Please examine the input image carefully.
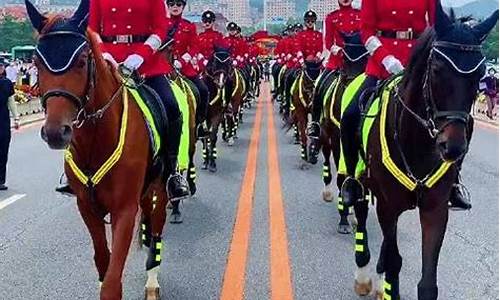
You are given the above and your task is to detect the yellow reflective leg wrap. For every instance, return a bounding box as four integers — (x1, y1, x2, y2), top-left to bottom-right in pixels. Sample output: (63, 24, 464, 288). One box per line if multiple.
(337, 196, 344, 211)
(354, 231, 365, 252)
(383, 280, 392, 300)
(146, 236, 163, 271)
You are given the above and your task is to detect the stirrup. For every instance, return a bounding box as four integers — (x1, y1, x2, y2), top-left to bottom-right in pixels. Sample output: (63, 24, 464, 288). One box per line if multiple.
(340, 176, 364, 207)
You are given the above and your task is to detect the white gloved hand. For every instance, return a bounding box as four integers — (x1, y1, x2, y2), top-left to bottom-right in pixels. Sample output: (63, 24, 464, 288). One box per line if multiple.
(232, 60, 238, 66)
(299, 58, 304, 64)
(174, 60, 182, 69)
(123, 54, 144, 71)
(330, 45, 342, 55)
(286, 54, 292, 60)
(181, 53, 192, 63)
(297, 51, 303, 58)
(277, 59, 282, 64)
(382, 55, 404, 75)
(102, 52, 118, 68)
(191, 56, 198, 66)
(203, 59, 208, 66)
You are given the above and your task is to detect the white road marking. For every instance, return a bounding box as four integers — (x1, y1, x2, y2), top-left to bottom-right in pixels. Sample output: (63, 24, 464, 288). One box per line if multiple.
(0, 194, 27, 210)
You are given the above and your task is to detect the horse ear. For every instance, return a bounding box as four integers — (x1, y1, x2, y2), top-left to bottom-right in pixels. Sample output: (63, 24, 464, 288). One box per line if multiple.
(434, 0, 452, 37)
(472, 10, 499, 42)
(69, 0, 90, 31)
(25, 0, 47, 33)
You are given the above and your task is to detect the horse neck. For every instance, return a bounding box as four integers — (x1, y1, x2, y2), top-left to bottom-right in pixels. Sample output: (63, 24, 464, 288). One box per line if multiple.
(394, 70, 438, 170)
(72, 58, 123, 165)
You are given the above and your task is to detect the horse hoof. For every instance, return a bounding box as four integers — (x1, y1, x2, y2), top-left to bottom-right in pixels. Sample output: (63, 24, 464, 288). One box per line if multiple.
(189, 183, 197, 196)
(322, 189, 334, 202)
(201, 163, 208, 170)
(169, 212, 183, 224)
(228, 138, 234, 147)
(144, 287, 161, 300)
(209, 165, 217, 173)
(354, 278, 372, 296)
(375, 290, 384, 300)
(166, 201, 173, 209)
(337, 223, 352, 235)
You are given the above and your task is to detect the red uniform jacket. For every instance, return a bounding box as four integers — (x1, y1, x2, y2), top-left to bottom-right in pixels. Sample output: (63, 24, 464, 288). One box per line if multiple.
(167, 15, 200, 78)
(274, 37, 287, 63)
(361, 0, 435, 78)
(224, 35, 246, 66)
(324, 5, 361, 70)
(285, 35, 300, 68)
(89, 0, 172, 76)
(198, 28, 224, 60)
(296, 28, 323, 60)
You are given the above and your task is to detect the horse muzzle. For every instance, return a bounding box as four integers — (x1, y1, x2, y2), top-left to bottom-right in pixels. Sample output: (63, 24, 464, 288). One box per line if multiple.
(437, 135, 468, 163)
(41, 123, 73, 150)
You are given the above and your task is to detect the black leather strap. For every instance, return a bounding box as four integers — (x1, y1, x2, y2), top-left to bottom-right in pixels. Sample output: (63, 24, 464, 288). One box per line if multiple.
(101, 34, 149, 43)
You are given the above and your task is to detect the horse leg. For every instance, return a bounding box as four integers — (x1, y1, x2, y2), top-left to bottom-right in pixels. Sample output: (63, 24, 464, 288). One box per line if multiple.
(78, 202, 110, 288)
(321, 144, 334, 202)
(100, 204, 138, 300)
(227, 114, 235, 147)
(187, 153, 197, 196)
(145, 186, 168, 300)
(202, 138, 209, 170)
(373, 205, 402, 300)
(298, 114, 308, 163)
(417, 200, 448, 300)
(209, 126, 218, 173)
(353, 198, 372, 296)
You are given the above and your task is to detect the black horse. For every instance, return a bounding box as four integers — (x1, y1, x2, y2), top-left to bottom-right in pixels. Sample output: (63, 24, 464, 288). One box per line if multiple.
(350, 7, 498, 300)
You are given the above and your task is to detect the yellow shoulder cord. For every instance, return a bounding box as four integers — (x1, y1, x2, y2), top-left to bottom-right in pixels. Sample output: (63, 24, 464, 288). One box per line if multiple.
(65, 90, 129, 187)
(379, 79, 452, 191)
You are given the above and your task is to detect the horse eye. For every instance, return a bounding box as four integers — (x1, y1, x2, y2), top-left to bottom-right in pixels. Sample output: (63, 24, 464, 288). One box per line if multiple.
(76, 58, 86, 69)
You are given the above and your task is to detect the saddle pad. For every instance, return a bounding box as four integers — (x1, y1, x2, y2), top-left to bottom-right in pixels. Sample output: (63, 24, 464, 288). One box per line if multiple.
(127, 84, 165, 158)
(169, 80, 191, 172)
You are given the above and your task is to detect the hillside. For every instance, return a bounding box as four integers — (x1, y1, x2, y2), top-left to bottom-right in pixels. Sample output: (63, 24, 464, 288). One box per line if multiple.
(451, 0, 498, 19)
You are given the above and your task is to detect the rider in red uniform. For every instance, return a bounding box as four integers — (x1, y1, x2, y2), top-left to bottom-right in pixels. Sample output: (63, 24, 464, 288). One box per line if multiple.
(340, 0, 469, 211)
(83, 0, 189, 200)
(224, 22, 246, 67)
(282, 23, 302, 120)
(198, 10, 224, 70)
(166, 0, 210, 138)
(309, 0, 361, 138)
(295, 10, 323, 61)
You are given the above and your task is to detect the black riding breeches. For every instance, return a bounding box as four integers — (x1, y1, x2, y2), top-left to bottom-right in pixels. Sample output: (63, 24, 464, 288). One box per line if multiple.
(145, 75, 181, 122)
(340, 75, 378, 176)
(187, 76, 209, 124)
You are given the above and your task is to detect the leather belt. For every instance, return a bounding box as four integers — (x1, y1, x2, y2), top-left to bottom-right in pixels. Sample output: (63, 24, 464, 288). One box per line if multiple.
(101, 34, 149, 44)
(377, 30, 420, 40)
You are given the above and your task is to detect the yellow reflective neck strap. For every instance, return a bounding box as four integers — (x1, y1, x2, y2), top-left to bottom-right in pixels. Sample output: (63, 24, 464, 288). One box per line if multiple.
(298, 72, 308, 108)
(65, 90, 129, 187)
(379, 77, 452, 191)
(328, 77, 341, 128)
(231, 69, 241, 98)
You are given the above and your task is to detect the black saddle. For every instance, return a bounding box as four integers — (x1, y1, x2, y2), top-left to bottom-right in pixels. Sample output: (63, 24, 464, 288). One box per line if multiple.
(136, 83, 169, 145)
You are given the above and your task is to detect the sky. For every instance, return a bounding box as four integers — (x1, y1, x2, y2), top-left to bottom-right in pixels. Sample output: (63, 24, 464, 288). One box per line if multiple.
(442, 0, 481, 6)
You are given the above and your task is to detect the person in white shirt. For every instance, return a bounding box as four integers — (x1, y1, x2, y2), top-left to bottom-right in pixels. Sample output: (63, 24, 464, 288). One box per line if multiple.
(5, 62, 18, 84)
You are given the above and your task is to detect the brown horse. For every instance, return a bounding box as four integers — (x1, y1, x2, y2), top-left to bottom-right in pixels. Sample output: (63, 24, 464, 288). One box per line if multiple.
(289, 59, 322, 164)
(223, 67, 246, 146)
(202, 48, 232, 172)
(27, 1, 170, 299)
(313, 33, 368, 234)
(350, 8, 498, 300)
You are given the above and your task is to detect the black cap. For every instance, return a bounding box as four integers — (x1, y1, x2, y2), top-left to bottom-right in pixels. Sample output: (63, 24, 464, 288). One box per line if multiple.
(236, 26, 242, 33)
(294, 23, 303, 30)
(227, 22, 238, 31)
(286, 24, 294, 31)
(202, 10, 216, 22)
(304, 10, 317, 21)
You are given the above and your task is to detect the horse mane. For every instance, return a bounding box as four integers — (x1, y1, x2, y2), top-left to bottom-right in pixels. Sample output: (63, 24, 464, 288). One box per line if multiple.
(40, 14, 66, 34)
(402, 9, 474, 89)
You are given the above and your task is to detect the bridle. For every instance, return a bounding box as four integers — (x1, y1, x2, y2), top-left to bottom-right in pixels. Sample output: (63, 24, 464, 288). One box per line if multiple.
(38, 31, 95, 111)
(37, 30, 127, 127)
(395, 40, 483, 139)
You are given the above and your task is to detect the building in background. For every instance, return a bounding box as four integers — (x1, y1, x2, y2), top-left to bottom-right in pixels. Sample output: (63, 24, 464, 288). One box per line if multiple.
(308, 0, 338, 22)
(265, 0, 295, 24)
(185, 0, 252, 27)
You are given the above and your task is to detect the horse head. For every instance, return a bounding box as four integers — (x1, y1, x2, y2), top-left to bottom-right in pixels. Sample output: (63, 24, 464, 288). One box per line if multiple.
(207, 47, 232, 89)
(429, 5, 498, 162)
(26, 0, 91, 149)
(403, 4, 498, 163)
(341, 32, 368, 78)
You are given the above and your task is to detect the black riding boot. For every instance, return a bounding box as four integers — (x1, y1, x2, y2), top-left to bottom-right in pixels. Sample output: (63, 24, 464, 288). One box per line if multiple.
(449, 168, 472, 210)
(165, 117, 190, 201)
(55, 174, 74, 196)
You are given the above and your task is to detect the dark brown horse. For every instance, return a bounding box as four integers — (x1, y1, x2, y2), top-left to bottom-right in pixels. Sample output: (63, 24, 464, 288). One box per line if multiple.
(27, 1, 170, 299)
(350, 8, 498, 300)
(202, 48, 233, 172)
(289, 59, 322, 164)
(313, 33, 368, 234)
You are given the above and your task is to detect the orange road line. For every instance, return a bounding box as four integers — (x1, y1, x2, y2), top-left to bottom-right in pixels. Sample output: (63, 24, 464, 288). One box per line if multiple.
(220, 96, 264, 300)
(266, 86, 294, 300)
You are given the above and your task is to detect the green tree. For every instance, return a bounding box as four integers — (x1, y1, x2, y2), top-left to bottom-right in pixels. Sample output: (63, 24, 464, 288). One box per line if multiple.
(483, 23, 499, 62)
(0, 16, 36, 52)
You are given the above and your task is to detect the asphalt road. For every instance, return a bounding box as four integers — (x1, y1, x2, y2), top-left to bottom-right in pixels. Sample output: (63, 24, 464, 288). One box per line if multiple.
(0, 84, 497, 300)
